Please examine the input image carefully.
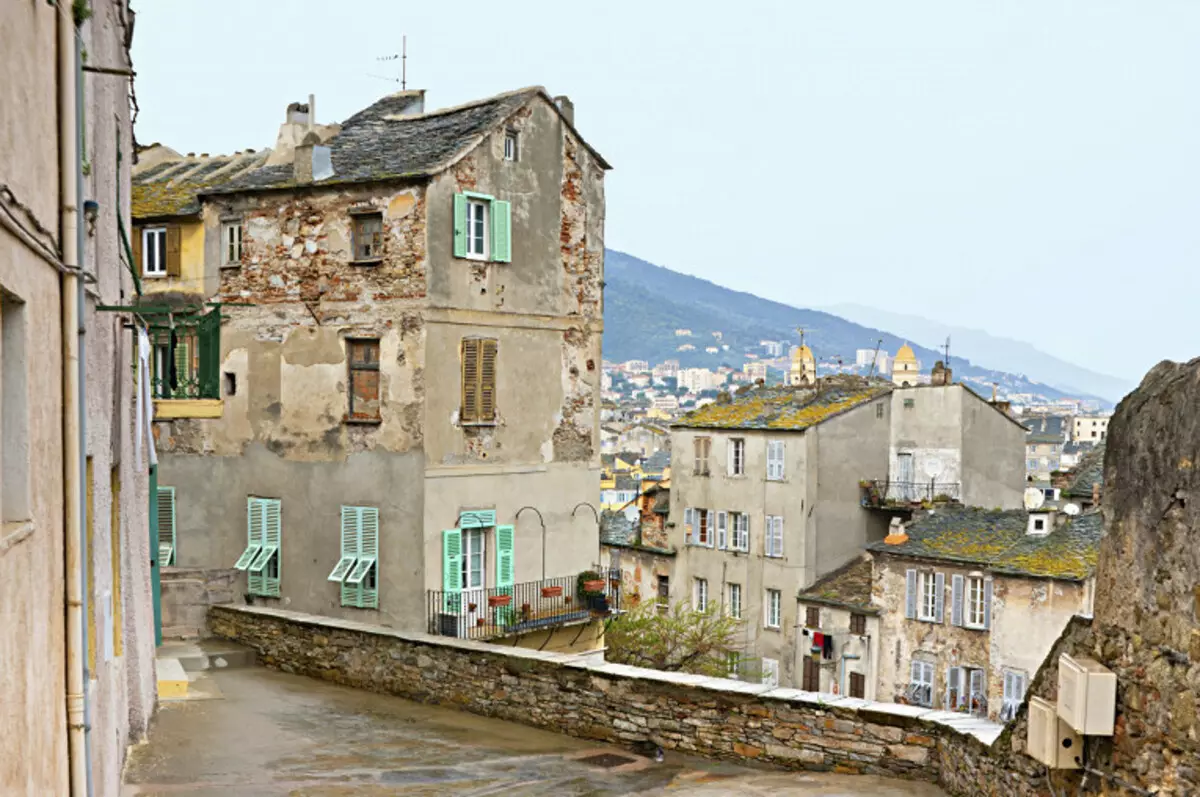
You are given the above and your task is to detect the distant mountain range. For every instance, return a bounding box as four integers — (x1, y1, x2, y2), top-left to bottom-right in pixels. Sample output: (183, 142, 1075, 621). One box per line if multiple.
(602, 249, 1115, 407)
(824, 303, 1133, 403)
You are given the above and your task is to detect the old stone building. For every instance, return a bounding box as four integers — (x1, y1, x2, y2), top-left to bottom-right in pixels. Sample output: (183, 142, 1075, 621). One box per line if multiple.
(868, 507, 1100, 723)
(1, 2, 156, 794)
(135, 87, 610, 648)
(669, 377, 1025, 689)
(599, 480, 675, 609)
(796, 556, 880, 698)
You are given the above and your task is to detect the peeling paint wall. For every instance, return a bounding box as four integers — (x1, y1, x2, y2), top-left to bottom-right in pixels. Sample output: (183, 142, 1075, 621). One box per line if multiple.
(600, 546, 675, 609)
(798, 604, 881, 700)
(872, 553, 1090, 721)
(157, 93, 606, 630)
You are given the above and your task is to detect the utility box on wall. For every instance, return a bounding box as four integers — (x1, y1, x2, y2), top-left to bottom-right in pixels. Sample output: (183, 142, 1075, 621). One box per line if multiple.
(1027, 696, 1082, 769)
(1058, 654, 1117, 735)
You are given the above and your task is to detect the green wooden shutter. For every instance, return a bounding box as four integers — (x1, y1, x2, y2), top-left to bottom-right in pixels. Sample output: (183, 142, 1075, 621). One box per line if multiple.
(490, 200, 511, 263)
(172, 339, 190, 398)
(452, 194, 467, 258)
(197, 308, 221, 399)
(495, 525, 515, 589)
(358, 508, 379, 609)
(329, 506, 358, 584)
(156, 486, 176, 566)
(244, 498, 264, 592)
(261, 499, 281, 597)
(442, 529, 462, 613)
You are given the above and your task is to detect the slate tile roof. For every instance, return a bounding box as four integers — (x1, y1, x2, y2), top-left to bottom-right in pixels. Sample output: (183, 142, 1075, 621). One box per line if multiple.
(642, 450, 671, 473)
(207, 87, 608, 197)
(1064, 444, 1105, 498)
(869, 507, 1103, 581)
(798, 557, 877, 613)
(1026, 432, 1063, 445)
(674, 377, 891, 431)
(132, 151, 270, 218)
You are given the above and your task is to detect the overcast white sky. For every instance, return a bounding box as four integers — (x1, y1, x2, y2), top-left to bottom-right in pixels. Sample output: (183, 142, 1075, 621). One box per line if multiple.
(131, 1, 1200, 382)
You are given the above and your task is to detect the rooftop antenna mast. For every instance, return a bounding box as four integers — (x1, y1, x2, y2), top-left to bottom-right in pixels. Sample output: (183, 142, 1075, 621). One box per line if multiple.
(373, 36, 408, 89)
(940, 336, 951, 371)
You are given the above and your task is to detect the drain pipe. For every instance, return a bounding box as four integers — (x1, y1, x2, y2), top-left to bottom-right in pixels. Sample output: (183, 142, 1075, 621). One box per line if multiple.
(60, 8, 92, 797)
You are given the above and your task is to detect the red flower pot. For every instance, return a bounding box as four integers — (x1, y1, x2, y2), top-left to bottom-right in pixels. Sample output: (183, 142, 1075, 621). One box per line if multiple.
(541, 586, 564, 598)
(488, 594, 512, 608)
(583, 580, 605, 593)
(476, 617, 485, 627)
(467, 603, 477, 612)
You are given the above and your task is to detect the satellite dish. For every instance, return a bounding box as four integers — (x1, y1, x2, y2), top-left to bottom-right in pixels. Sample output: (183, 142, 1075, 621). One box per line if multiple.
(1063, 503, 1081, 516)
(1023, 488, 1046, 510)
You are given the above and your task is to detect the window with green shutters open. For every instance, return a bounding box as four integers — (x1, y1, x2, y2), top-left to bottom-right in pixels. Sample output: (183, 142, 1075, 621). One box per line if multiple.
(157, 486, 176, 566)
(235, 497, 281, 597)
(453, 192, 511, 263)
(440, 523, 514, 618)
(329, 506, 379, 609)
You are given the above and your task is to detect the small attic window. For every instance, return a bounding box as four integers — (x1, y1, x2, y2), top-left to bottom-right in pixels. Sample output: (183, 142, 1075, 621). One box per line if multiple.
(503, 129, 519, 162)
(1028, 513, 1052, 536)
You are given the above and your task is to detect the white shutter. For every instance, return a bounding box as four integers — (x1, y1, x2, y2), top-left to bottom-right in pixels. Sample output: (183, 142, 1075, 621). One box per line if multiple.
(951, 575, 964, 627)
(727, 440, 735, 475)
(969, 669, 985, 713)
(983, 578, 993, 629)
(774, 516, 784, 557)
(934, 572, 946, 623)
(716, 511, 728, 549)
(684, 507, 694, 545)
(905, 569, 918, 619)
(947, 666, 962, 710)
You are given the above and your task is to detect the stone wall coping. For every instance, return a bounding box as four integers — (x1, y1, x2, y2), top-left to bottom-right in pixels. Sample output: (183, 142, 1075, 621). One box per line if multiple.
(212, 604, 1005, 745)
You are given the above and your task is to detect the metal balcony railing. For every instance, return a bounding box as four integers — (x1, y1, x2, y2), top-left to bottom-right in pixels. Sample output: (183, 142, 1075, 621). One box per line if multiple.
(427, 572, 619, 641)
(860, 479, 961, 508)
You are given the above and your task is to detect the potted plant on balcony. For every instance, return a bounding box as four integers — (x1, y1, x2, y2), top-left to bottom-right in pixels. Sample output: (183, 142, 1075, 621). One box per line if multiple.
(488, 593, 512, 608)
(577, 570, 609, 612)
(541, 585, 563, 598)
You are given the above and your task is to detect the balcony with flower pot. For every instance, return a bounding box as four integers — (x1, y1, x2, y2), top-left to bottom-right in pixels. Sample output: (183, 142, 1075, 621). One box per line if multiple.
(426, 571, 619, 642)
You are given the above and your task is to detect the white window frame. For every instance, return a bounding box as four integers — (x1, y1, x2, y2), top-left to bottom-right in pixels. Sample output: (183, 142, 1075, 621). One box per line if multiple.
(731, 512, 749, 552)
(1001, 669, 1028, 721)
(462, 527, 486, 590)
(767, 440, 785, 481)
(466, 199, 489, 260)
(728, 438, 745, 476)
(909, 660, 934, 707)
(221, 221, 242, 266)
(142, 226, 167, 276)
(503, 129, 519, 161)
(716, 510, 728, 550)
(694, 577, 708, 612)
(696, 508, 712, 547)
(965, 575, 986, 628)
(765, 588, 781, 629)
(728, 582, 742, 619)
(918, 572, 938, 621)
(765, 515, 784, 558)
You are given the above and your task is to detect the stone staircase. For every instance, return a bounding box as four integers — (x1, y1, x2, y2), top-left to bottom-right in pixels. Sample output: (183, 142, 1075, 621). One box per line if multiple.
(156, 639, 256, 701)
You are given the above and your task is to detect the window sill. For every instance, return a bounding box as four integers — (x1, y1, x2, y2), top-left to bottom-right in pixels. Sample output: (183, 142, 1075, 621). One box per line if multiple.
(764, 625, 781, 632)
(343, 415, 382, 426)
(143, 272, 167, 279)
(964, 623, 988, 631)
(220, 261, 242, 270)
(154, 398, 223, 419)
(351, 257, 383, 267)
(461, 421, 498, 428)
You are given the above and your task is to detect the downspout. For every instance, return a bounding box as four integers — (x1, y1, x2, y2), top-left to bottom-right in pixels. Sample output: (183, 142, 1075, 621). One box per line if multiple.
(60, 8, 92, 797)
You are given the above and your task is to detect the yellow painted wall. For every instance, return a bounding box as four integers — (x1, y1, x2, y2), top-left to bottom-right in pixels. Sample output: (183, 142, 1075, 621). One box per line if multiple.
(139, 219, 206, 296)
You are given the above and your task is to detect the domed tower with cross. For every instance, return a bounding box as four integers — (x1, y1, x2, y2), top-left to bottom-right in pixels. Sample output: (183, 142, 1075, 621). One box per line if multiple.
(788, 328, 817, 386)
(892, 343, 921, 387)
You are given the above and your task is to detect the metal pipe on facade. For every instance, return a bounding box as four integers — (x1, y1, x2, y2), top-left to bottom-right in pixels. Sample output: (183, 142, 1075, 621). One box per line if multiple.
(59, 9, 90, 796)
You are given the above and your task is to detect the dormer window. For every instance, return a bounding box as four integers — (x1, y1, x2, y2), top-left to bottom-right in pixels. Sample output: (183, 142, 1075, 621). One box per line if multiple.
(1028, 511, 1055, 536)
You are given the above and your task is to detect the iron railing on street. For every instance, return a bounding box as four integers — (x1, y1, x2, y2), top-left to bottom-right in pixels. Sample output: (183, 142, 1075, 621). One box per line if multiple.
(427, 573, 618, 641)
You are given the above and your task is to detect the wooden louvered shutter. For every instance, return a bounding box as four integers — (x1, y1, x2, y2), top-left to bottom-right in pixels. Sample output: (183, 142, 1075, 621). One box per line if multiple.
(246, 498, 265, 594)
(905, 569, 918, 619)
(262, 499, 281, 596)
(452, 194, 467, 258)
(330, 506, 358, 585)
(934, 572, 945, 623)
(132, 228, 142, 272)
(352, 508, 379, 609)
(951, 574, 964, 627)
(495, 524, 514, 590)
(461, 339, 480, 423)
(479, 339, 497, 422)
(157, 486, 176, 566)
(490, 200, 511, 262)
(442, 529, 462, 613)
(165, 225, 182, 277)
(983, 578, 993, 629)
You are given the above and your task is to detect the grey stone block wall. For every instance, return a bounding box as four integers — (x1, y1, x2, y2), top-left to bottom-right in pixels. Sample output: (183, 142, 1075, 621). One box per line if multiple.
(162, 568, 239, 639)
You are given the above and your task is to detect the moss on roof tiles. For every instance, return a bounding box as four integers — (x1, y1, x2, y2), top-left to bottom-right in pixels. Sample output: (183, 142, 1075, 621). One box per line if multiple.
(674, 378, 891, 431)
(798, 557, 876, 613)
(869, 507, 1103, 581)
(1065, 444, 1105, 498)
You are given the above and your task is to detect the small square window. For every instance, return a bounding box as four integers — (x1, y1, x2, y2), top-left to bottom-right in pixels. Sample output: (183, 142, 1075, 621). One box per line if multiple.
(850, 613, 867, 635)
(903, 398, 915, 409)
(503, 130, 519, 162)
(352, 213, 384, 262)
(221, 221, 243, 266)
(805, 606, 820, 627)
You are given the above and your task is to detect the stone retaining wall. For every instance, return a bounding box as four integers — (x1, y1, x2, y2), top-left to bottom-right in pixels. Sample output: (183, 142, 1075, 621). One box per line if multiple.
(211, 604, 1033, 793)
(162, 567, 239, 638)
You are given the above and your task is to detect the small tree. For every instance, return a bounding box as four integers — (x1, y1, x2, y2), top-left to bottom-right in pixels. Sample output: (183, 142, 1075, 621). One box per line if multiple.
(605, 599, 741, 677)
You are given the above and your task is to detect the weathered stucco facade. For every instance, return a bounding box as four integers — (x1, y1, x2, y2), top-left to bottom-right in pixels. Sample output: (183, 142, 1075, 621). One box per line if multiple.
(872, 553, 1093, 722)
(1, 2, 155, 794)
(153, 89, 608, 634)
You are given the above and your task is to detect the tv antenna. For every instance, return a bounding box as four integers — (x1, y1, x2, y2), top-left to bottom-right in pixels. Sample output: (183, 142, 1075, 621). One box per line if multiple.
(868, 337, 883, 378)
(374, 36, 408, 89)
(940, 336, 951, 370)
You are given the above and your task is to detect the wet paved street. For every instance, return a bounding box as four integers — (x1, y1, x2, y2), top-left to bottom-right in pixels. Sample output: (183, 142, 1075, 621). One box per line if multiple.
(123, 666, 947, 796)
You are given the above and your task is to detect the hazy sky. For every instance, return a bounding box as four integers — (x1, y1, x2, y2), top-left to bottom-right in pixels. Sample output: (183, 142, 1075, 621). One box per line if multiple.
(132, 1, 1200, 382)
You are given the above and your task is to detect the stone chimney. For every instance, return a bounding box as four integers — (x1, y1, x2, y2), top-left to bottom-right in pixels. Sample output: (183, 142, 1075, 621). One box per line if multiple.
(554, 95, 575, 126)
(293, 131, 321, 184)
(931, 360, 952, 386)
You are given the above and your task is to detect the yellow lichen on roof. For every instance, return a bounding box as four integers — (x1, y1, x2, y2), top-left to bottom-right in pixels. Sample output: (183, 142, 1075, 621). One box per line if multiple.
(769, 390, 880, 429)
(677, 383, 888, 431)
(132, 180, 212, 218)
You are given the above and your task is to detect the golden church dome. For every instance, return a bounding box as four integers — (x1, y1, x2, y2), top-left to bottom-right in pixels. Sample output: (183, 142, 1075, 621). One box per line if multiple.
(894, 343, 917, 364)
